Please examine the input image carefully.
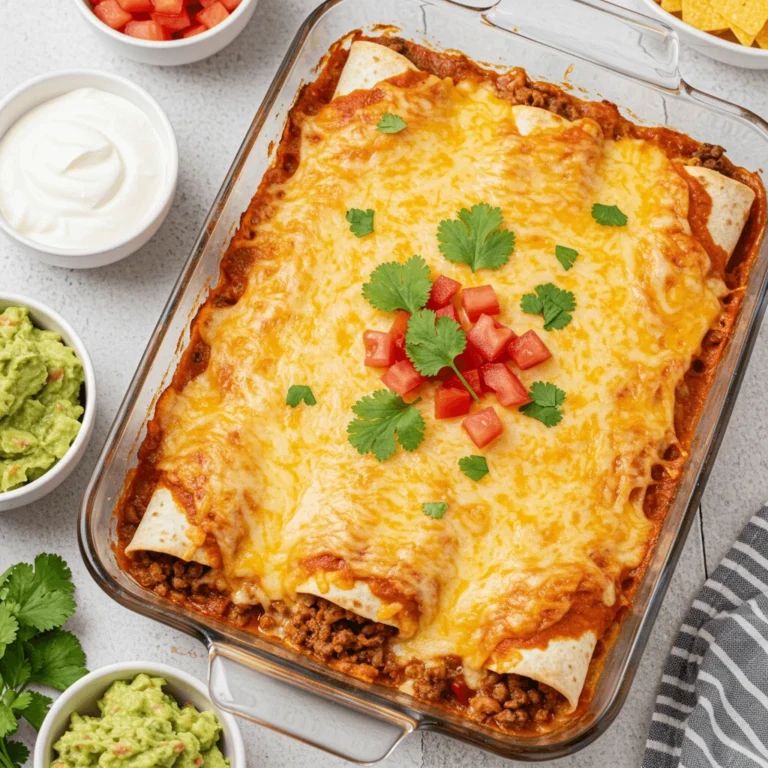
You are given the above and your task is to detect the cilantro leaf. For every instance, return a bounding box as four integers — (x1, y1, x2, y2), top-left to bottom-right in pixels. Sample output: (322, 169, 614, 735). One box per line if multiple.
(459, 455, 489, 481)
(520, 283, 576, 332)
(362, 255, 431, 315)
(2, 560, 76, 632)
(437, 203, 515, 272)
(405, 310, 480, 402)
(0, 704, 16, 740)
(27, 629, 88, 691)
(31, 554, 75, 595)
(20, 691, 51, 731)
(9, 692, 30, 713)
(377, 113, 407, 134)
(0, 607, 18, 659)
(555, 245, 578, 271)
(519, 382, 566, 427)
(0, 643, 30, 691)
(286, 385, 317, 408)
(423, 502, 448, 519)
(346, 208, 374, 237)
(591, 204, 627, 227)
(5, 741, 29, 767)
(348, 390, 425, 461)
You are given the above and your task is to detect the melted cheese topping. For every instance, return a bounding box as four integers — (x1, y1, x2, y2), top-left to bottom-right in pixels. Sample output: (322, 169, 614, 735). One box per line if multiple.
(153, 75, 725, 669)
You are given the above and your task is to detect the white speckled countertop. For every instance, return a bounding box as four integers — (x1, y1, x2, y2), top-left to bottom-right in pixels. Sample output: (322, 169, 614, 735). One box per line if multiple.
(2, 0, 767, 765)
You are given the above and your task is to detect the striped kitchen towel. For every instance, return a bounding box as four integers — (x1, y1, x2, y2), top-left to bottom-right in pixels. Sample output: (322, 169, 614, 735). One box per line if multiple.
(644, 505, 768, 768)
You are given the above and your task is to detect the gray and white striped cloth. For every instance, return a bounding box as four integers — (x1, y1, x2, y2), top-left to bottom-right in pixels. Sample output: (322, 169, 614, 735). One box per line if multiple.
(644, 505, 768, 768)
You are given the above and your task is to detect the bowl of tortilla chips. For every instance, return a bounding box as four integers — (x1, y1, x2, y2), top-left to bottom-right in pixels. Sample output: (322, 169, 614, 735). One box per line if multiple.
(641, 0, 768, 68)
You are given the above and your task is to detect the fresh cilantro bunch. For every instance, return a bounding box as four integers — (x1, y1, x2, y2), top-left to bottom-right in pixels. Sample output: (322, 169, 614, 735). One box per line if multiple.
(0, 555, 87, 768)
(437, 203, 515, 272)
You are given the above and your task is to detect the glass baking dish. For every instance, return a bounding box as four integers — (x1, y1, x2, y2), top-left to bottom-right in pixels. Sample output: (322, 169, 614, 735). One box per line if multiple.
(79, 0, 768, 762)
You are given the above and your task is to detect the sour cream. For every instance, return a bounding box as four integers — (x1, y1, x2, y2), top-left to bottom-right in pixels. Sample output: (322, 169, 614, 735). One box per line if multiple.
(0, 88, 167, 250)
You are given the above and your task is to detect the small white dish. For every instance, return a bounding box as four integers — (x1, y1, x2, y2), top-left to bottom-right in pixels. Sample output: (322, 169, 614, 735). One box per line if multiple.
(639, 0, 768, 69)
(71, 0, 259, 66)
(35, 662, 246, 768)
(0, 294, 96, 512)
(0, 71, 178, 268)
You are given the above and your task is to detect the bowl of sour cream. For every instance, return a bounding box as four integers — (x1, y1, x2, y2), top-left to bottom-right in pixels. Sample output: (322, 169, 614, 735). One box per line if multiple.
(0, 71, 178, 268)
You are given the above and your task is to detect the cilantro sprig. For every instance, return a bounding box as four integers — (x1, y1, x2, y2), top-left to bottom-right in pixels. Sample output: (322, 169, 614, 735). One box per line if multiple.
(437, 203, 515, 272)
(520, 382, 566, 427)
(347, 390, 425, 461)
(521, 283, 576, 331)
(555, 245, 578, 271)
(591, 204, 627, 227)
(346, 208, 375, 237)
(286, 385, 316, 407)
(377, 113, 407, 134)
(423, 502, 448, 519)
(0, 555, 87, 767)
(459, 455, 489, 481)
(405, 310, 480, 402)
(362, 255, 432, 315)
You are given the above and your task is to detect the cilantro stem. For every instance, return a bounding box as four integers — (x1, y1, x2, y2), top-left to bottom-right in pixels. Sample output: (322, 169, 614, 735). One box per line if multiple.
(451, 365, 481, 403)
(0, 740, 15, 768)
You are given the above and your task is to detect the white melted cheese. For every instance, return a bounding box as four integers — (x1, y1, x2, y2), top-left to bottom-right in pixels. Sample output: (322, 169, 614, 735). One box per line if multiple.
(153, 75, 725, 668)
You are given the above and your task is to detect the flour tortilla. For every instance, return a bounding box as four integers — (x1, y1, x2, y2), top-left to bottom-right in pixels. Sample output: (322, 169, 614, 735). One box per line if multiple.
(684, 166, 756, 257)
(334, 41, 417, 99)
(125, 483, 215, 566)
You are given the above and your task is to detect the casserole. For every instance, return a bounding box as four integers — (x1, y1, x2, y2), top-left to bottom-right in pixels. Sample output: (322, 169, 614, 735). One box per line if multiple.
(80, 0, 768, 762)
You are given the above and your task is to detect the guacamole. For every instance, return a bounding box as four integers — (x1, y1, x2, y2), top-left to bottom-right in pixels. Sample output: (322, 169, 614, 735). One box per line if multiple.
(51, 674, 232, 768)
(0, 306, 84, 493)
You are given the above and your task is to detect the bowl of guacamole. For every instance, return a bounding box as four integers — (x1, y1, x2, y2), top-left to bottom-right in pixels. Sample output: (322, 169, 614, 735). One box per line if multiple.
(0, 294, 96, 511)
(35, 664, 245, 768)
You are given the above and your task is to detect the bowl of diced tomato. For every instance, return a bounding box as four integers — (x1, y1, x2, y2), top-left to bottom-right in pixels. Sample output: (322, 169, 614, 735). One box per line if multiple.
(72, 0, 258, 65)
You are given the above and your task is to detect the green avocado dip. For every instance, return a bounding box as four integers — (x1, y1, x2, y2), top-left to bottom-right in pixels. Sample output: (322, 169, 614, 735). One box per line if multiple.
(0, 306, 84, 493)
(51, 674, 232, 768)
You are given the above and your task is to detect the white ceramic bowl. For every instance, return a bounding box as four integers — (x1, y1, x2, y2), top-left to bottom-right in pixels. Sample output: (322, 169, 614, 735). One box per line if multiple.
(639, 0, 768, 69)
(0, 71, 178, 268)
(35, 662, 246, 768)
(0, 294, 96, 512)
(72, 0, 259, 66)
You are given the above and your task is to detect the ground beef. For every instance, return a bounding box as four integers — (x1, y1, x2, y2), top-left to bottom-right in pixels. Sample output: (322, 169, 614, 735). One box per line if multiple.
(466, 674, 560, 730)
(692, 143, 726, 173)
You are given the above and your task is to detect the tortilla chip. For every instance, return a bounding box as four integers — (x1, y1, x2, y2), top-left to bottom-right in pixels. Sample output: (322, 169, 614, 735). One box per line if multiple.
(682, 0, 729, 31)
(756, 19, 768, 47)
(731, 22, 757, 46)
(661, 0, 683, 11)
(717, 0, 768, 35)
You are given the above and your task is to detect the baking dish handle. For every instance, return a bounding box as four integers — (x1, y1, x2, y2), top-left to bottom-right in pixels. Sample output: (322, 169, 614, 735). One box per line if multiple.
(482, 0, 680, 90)
(208, 643, 417, 764)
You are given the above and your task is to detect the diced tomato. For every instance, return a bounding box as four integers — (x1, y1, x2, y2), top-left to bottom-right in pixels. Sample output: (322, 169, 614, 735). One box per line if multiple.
(363, 330, 395, 368)
(200, 0, 217, 5)
(435, 304, 459, 323)
(197, 0, 229, 26)
(116, 0, 154, 12)
(467, 314, 515, 362)
(181, 23, 207, 36)
(388, 311, 410, 362)
(463, 407, 504, 448)
(445, 368, 484, 398)
(451, 678, 474, 707)
(152, 0, 183, 11)
(220, 0, 241, 10)
(455, 344, 485, 372)
(381, 360, 425, 396)
(508, 330, 552, 370)
(481, 363, 530, 407)
(93, 0, 133, 28)
(427, 275, 461, 309)
(462, 285, 500, 322)
(435, 386, 471, 419)
(151, 9, 190, 29)
(124, 19, 169, 38)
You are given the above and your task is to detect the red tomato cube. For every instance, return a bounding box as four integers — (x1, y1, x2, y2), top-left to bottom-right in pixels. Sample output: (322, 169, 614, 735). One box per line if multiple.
(427, 275, 462, 309)
(463, 407, 504, 448)
(435, 304, 459, 323)
(363, 330, 395, 368)
(93, 0, 133, 28)
(467, 314, 515, 362)
(181, 23, 207, 36)
(151, 9, 191, 29)
(389, 311, 410, 362)
(220, 0, 241, 10)
(481, 363, 530, 407)
(462, 285, 500, 322)
(124, 19, 169, 38)
(197, 0, 229, 26)
(435, 386, 471, 419)
(444, 368, 484, 398)
(508, 330, 552, 370)
(152, 0, 183, 11)
(200, 0, 217, 5)
(455, 344, 485, 372)
(117, 0, 154, 11)
(381, 360, 425, 396)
